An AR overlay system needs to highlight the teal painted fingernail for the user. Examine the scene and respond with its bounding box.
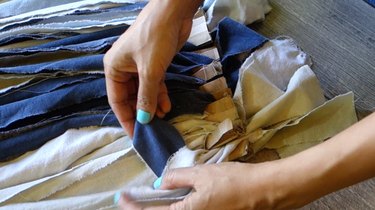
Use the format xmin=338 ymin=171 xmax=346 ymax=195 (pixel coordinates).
xmin=137 ymin=109 xmax=151 ymax=124
xmin=153 ymin=177 xmax=162 ymax=189
xmin=113 ymin=192 xmax=121 ymax=205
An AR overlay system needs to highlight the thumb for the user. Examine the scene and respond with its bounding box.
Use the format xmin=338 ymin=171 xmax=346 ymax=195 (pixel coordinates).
xmin=136 ymin=71 xmax=162 ymax=124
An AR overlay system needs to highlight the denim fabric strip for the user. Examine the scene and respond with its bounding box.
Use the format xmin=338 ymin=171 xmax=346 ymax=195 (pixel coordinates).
xmin=0 ymin=74 xmax=102 ymax=105
xmin=0 ymin=32 xmax=78 ymax=46
xmin=33 ymin=26 xmax=128 ymax=48
xmin=133 ymin=118 xmax=185 ymax=176
xmin=168 ymin=52 xmax=214 ymax=75
xmin=0 ymin=105 xmax=111 ymax=140
xmin=215 ymin=17 xmax=267 ymax=91
xmin=133 ymin=73 xmax=214 ymax=176
xmin=0 ymin=54 xmax=104 ymax=74
xmin=164 ymin=73 xmax=214 ymax=120
xmin=0 ymin=111 xmax=120 ymax=161
xmin=0 ymin=51 xmax=213 ymax=74
xmin=166 ymin=87 xmax=214 ymax=120
xmin=364 ymin=0 xmax=375 ymax=7
xmin=0 ymin=78 xmax=107 ymax=131
xmin=0 ymin=36 xmax=119 ymax=57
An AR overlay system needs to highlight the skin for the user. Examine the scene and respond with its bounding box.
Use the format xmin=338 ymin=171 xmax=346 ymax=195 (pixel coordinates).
xmin=104 ymin=0 xmax=375 ymax=209
xmin=104 ymin=0 xmax=202 ymax=138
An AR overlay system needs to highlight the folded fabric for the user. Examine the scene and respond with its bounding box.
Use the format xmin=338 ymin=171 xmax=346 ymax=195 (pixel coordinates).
xmin=215 ymin=17 xmax=268 ymax=90
xmin=265 ymin=92 xmax=357 ymax=158
xmin=206 ymin=0 xmax=272 ymax=30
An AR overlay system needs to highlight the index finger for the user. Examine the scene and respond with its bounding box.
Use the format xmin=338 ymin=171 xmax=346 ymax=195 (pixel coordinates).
xmin=105 ymin=67 xmax=137 ymax=138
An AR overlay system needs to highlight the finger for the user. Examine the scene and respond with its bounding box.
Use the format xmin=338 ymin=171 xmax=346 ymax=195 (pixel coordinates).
xmin=119 ymin=194 xmax=169 ymax=210
xmin=157 ymin=82 xmax=171 ymax=115
xmin=169 ymin=193 xmax=203 ymax=210
xmin=160 ymin=167 xmax=198 ymax=190
xmin=105 ymin=69 xmax=137 ymax=138
xmin=136 ymin=70 xmax=163 ymax=124
xmin=156 ymin=107 xmax=166 ymax=119
xmin=118 ymin=194 xmax=142 ymax=210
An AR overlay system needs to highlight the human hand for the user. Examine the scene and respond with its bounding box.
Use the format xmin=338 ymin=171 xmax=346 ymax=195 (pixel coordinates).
xmin=116 ymin=162 xmax=295 ymax=210
xmin=104 ymin=0 xmax=200 ymax=137
xmin=114 ymin=114 xmax=375 ymax=209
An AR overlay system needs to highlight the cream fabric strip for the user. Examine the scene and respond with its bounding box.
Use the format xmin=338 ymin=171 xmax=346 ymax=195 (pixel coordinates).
xmin=206 ymin=0 xmax=272 ymax=30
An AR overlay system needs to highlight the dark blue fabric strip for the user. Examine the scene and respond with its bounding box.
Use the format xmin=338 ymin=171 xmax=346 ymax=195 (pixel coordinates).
xmin=0 ymin=36 xmax=119 ymax=57
xmin=0 ymin=78 xmax=107 ymax=131
xmin=215 ymin=17 xmax=268 ymax=91
xmin=364 ymin=0 xmax=375 ymax=7
xmin=30 ymin=26 xmax=128 ymax=49
xmin=0 ymin=74 xmax=102 ymax=105
xmin=0 ymin=54 xmax=104 ymax=74
xmin=0 ymin=32 xmax=79 ymax=47
xmin=133 ymin=118 xmax=185 ymax=176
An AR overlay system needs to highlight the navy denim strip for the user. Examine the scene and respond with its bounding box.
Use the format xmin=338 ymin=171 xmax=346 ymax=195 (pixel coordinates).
xmin=164 ymin=73 xmax=214 ymax=120
xmin=166 ymin=87 xmax=214 ymax=120
xmin=364 ymin=0 xmax=375 ymax=7
xmin=0 ymin=54 xmax=104 ymax=74
xmin=29 ymin=26 xmax=128 ymax=49
xmin=133 ymin=73 xmax=214 ymax=176
xmin=168 ymin=52 xmax=214 ymax=75
xmin=0 ymin=36 xmax=119 ymax=57
xmin=0 ymin=32 xmax=79 ymax=46
xmin=0 ymin=74 xmax=102 ymax=105
xmin=0 ymin=105 xmax=111 ymax=140
xmin=0 ymin=111 xmax=120 ymax=161
xmin=0 ymin=51 xmax=213 ymax=74
xmin=215 ymin=17 xmax=267 ymax=91
xmin=133 ymin=118 xmax=185 ymax=176
xmin=0 ymin=78 xmax=107 ymax=131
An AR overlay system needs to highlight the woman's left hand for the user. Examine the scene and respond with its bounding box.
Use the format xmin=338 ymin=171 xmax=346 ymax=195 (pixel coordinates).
xmin=116 ymin=162 xmax=293 ymax=210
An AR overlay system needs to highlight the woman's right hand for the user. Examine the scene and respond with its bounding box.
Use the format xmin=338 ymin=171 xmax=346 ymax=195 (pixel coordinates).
xmin=104 ymin=0 xmax=202 ymax=137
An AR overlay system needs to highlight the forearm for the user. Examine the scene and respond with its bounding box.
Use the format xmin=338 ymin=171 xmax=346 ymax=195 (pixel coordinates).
xmin=277 ymin=112 xmax=375 ymax=208
xmin=150 ymin=0 xmax=204 ymax=19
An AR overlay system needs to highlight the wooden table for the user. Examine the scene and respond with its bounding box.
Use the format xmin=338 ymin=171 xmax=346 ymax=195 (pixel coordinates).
xmin=250 ymin=0 xmax=375 ymax=208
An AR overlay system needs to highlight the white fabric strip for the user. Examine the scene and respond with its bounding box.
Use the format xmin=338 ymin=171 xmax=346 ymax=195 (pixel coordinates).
xmin=0 ymin=0 xmax=145 ymax=24
xmin=206 ymin=0 xmax=272 ymax=30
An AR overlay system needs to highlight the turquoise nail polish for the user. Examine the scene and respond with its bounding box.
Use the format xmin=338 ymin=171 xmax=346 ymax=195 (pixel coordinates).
xmin=153 ymin=177 xmax=162 ymax=189
xmin=113 ymin=192 xmax=121 ymax=205
xmin=137 ymin=109 xmax=151 ymax=124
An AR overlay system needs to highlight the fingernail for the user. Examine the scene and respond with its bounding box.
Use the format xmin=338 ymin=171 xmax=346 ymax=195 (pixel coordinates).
xmin=153 ymin=177 xmax=162 ymax=189
xmin=113 ymin=191 xmax=121 ymax=205
xmin=137 ymin=109 xmax=151 ymax=124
